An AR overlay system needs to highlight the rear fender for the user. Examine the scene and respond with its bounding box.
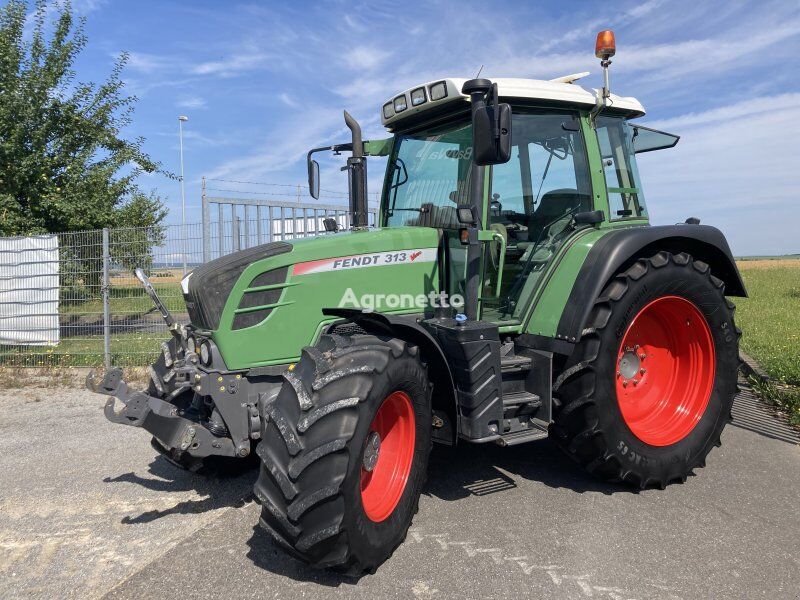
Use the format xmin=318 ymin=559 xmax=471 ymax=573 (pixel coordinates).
xmin=557 ymin=224 xmax=746 ymax=344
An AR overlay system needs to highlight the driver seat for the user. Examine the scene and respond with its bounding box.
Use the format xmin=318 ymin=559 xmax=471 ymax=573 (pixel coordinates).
xmin=528 ymin=189 xmax=586 ymax=241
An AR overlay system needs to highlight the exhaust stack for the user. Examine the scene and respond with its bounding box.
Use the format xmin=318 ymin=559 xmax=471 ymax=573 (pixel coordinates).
xmin=344 ymin=111 xmax=369 ymax=229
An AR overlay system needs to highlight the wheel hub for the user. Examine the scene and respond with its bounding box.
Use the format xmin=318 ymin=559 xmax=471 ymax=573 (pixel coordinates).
xmin=362 ymin=431 xmax=381 ymax=472
xmin=618 ymin=349 xmax=642 ymax=381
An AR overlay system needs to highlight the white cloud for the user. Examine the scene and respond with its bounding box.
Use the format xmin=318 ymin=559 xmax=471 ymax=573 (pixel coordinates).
xmin=341 ymin=46 xmax=392 ymax=71
xmin=638 ymin=94 xmax=800 ymax=255
xmin=176 ymin=96 xmax=207 ymax=110
xmin=191 ymin=52 xmax=268 ymax=77
xmin=125 ymin=51 xmax=172 ymax=74
xmin=279 ymin=93 xmax=298 ymax=108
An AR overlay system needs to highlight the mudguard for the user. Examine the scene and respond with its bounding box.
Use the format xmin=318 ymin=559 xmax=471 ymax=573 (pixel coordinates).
xmin=322 ymin=308 xmax=460 ymax=444
xmin=556 ymin=224 xmax=746 ymax=344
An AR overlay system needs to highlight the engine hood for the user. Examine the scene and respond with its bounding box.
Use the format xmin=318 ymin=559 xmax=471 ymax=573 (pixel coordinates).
xmin=189 ymin=227 xmax=442 ymax=369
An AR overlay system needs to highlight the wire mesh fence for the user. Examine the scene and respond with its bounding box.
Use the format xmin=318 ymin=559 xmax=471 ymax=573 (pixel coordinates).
xmin=0 ymin=199 xmax=378 ymax=367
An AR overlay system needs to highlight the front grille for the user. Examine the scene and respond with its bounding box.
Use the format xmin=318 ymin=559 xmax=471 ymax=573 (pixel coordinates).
xmin=184 ymin=242 xmax=292 ymax=330
xmin=232 ymin=266 xmax=289 ymax=330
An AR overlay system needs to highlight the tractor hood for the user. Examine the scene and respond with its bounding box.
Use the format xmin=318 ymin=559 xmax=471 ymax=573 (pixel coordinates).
xmin=184 ymin=227 xmax=441 ymax=370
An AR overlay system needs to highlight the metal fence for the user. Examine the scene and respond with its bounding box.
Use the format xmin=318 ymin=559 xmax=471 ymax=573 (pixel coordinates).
xmin=0 ymin=198 xmax=377 ymax=368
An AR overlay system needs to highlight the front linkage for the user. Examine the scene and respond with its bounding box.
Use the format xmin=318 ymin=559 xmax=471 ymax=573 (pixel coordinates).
xmin=87 ymin=271 xmax=279 ymax=469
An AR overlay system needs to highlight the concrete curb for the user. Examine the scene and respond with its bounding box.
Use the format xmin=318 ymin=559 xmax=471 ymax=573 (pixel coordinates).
xmin=738 ymin=351 xmax=770 ymax=384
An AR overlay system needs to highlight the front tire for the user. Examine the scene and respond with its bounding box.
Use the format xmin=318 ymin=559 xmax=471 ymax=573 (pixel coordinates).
xmin=552 ymin=251 xmax=740 ymax=488
xmin=253 ymin=333 xmax=431 ymax=575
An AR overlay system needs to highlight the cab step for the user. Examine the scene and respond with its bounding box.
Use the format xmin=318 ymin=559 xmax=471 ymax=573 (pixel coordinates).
xmin=502 ymin=390 xmax=541 ymax=408
xmin=497 ymin=422 xmax=549 ymax=447
xmin=500 ymin=355 xmax=532 ymax=373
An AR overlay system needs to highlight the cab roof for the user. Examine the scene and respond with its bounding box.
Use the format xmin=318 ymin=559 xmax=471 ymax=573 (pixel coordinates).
xmin=380 ymin=77 xmax=645 ymax=130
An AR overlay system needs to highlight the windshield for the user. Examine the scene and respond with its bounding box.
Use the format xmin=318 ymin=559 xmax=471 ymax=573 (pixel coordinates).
xmin=382 ymin=119 xmax=473 ymax=229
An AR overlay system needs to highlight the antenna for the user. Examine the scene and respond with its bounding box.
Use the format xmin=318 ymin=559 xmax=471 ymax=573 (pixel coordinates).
xmin=475 ymin=64 xmax=484 ymax=78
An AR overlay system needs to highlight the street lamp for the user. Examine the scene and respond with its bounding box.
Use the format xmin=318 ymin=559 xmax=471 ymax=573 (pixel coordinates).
xmin=178 ymin=115 xmax=189 ymax=275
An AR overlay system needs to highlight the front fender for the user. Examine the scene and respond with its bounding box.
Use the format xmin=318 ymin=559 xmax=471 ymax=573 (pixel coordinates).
xmin=322 ymin=308 xmax=459 ymax=445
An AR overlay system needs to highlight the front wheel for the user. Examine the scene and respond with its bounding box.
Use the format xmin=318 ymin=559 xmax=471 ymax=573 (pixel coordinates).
xmin=253 ymin=333 xmax=431 ymax=575
xmin=552 ymin=251 xmax=740 ymax=488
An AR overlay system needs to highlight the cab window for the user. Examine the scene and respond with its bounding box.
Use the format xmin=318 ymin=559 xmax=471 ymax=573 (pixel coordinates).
xmin=596 ymin=116 xmax=647 ymax=220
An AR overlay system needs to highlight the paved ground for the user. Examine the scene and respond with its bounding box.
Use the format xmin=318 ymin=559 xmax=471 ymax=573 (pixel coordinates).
xmin=1 ymin=381 xmax=797 ymax=600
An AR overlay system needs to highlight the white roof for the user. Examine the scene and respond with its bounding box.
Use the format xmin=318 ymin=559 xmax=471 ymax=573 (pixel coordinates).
xmin=381 ymin=77 xmax=645 ymax=128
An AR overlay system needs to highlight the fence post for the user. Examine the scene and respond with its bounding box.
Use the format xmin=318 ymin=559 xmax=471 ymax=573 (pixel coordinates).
xmin=201 ymin=177 xmax=210 ymax=263
xmin=102 ymin=228 xmax=111 ymax=370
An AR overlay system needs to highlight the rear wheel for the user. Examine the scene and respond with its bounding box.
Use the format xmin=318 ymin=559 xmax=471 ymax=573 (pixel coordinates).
xmin=552 ymin=251 xmax=740 ymax=488
xmin=253 ymin=333 xmax=431 ymax=575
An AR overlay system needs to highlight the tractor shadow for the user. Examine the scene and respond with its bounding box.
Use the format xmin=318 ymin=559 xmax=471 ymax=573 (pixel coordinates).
xmin=424 ymin=437 xmax=640 ymax=500
xmin=104 ymin=453 xmax=258 ymax=525
xmin=241 ymin=437 xmax=639 ymax=587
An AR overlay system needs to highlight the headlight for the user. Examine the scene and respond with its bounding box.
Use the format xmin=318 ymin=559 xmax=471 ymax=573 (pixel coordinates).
xmin=429 ymin=81 xmax=448 ymax=101
xmin=180 ymin=272 xmax=192 ymax=294
xmin=185 ymin=335 xmax=196 ymax=354
xmin=411 ymin=87 xmax=427 ymax=106
xmin=199 ymin=341 xmax=212 ymax=365
xmin=393 ymin=95 xmax=407 ymax=113
xmin=382 ymin=102 xmax=394 ymax=119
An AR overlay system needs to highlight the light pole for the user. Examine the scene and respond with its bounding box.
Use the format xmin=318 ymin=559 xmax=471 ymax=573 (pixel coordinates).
xmin=178 ymin=115 xmax=189 ymax=275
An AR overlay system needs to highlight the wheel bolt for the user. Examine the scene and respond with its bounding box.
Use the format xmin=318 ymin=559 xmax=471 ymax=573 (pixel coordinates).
xmin=640 ymin=353 xmax=646 ymax=361
xmin=617 ymin=371 xmax=621 ymax=377
xmin=640 ymin=368 xmax=646 ymax=375
xmin=632 ymin=379 xmax=639 ymax=386
xmin=622 ymin=380 xmax=628 ymax=387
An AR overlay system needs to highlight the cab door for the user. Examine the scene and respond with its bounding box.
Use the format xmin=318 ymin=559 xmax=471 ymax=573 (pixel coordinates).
xmin=480 ymin=109 xmax=593 ymax=325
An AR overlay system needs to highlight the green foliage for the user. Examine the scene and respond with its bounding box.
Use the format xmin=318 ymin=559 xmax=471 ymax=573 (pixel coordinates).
xmin=0 ymin=0 xmax=169 ymax=235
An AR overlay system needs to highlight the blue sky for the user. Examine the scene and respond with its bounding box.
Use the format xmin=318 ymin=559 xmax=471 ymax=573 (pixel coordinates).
xmin=45 ymin=0 xmax=800 ymax=255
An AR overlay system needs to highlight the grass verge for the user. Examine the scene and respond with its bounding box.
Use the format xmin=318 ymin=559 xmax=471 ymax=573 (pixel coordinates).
xmin=735 ymin=259 xmax=800 ymax=427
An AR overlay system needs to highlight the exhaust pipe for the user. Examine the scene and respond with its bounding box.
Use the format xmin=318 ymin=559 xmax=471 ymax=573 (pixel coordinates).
xmin=343 ymin=111 xmax=368 ymax=229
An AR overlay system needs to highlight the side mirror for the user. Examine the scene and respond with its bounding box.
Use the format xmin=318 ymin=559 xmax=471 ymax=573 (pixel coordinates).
xmin=573 ymin=210 xmax=605 ymax=225
xmin=307 ymin=158 xmax=320 ymax=199
xmin=472 ymin=102 xmax=512 ymax=166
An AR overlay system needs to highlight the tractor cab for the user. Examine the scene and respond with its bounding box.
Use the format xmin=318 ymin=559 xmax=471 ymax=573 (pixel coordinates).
xmin=311 ymin=74 xmax=680 ymax=330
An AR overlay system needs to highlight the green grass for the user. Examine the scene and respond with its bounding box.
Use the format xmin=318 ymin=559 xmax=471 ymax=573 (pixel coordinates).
xmin=0 ymin=332 xmax=167 ymax=367
xmin=734 ymin=259 xmax=800 ymax=425
xmin=60 ymin=282 xmax=185 ymax=315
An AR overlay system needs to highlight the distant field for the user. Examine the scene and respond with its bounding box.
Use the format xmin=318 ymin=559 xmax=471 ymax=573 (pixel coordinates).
xmin=734 ymin=259 xmax=800 ymax=425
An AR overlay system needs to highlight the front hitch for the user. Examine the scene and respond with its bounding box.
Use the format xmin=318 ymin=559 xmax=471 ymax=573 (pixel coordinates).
xmin=86 ymin=368 xmax=237 ymax=459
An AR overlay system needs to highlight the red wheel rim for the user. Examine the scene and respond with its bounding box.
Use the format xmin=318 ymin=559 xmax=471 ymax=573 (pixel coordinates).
xmin=615 ymin=296 xmax=715 ymax=446
xmin=360 ymin=391 xmax=416 ymax=522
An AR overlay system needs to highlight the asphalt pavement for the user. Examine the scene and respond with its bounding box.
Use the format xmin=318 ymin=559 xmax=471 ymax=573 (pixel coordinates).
xmin=1 ymin=380 xmax=797 ymax=600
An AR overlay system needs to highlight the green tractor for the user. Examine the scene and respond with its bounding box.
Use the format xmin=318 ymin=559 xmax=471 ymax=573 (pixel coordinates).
xmin=88 ymin=32 xmax=744 ymax=575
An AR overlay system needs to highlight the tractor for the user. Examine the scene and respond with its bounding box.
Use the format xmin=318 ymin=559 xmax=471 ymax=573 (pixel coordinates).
xmin=88 ymin=31 xmax=744 ymax=575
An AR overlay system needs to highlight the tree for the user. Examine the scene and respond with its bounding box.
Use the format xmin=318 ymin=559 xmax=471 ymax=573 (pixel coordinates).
xmin=0 ymin=0 xmax=170 ymax=236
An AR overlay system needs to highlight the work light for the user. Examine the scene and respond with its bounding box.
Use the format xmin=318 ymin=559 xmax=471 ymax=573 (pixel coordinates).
xmin=393 ymin=95 xmax=407 ymax=112
xmin=429 ymin=81 xmax=448 ymax=101
xmin=411 ymin=87 xmax=427 ymax=106
xmin=383 ymin=102 xmax=394 ymax=119
xmin=199 ymin=340 xmax=212 ymax=365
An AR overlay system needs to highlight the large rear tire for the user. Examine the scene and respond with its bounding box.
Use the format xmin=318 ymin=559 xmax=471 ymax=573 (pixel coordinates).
xmin=552 ymin=251 xmax=740 ymax=488
xmin=253 ymin=333 xmax=431 ymax=575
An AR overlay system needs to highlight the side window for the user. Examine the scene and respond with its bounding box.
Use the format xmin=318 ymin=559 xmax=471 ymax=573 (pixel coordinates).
xmin=596 ymin=116 xmax=647 ymax=220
